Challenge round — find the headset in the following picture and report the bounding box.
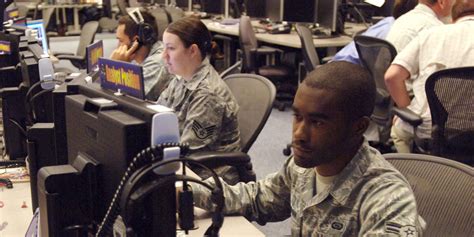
[127,8,157,46]
[95,144,225,237]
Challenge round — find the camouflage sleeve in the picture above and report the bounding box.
[359,176,423,236]
[142,57,173,100]
[156,77,177,105]
[180,92,224,151]
[192,157,293,224]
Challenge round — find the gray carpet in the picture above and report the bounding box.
[50,33,294,236]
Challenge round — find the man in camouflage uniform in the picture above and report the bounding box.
[111,10,173,100]
[191,62,424,236]
[157,57,241,183]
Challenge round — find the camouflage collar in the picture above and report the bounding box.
[183,57,211,91]
[317,140,371,206]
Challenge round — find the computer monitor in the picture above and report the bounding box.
[200,0,224,15]
[316,0,340,33]
[283,0,316,23]
[26,19,49,57]
[265,0,283,22]
[245,0,265,18]
[86,40,103,74]
[98,57,146,100]
[36,82,176,236]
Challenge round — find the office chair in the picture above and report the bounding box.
[295,24,321,73]
[53,21,99,71]
[190,74,276,183]
[383,153,473,236]
[354,35,397,152]
[218,60,242,78]
[424,67,474,166]
[239,15,294,111]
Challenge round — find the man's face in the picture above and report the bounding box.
[116,24,132,48]
[291,83,355,168]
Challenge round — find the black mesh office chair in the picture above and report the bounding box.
[354,35,397,152]
[384,153,473,236]
[424,67,474,165]
[53,21,100,71]
[239,15,294,111]
[295,24,320,73]
[190,74,276,183]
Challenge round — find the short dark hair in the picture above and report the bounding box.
[303,61,375,121]
[393,0,418,19]
[165,16,212,58]
[118,10,158,46]
[452,0,474,20]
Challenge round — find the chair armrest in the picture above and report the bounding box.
[55,55,86,69]
[321,56,333,64]
[375,88,390,105]
[52,51,74,56]
[393,107,422,127]
[55,55,84,61]
[188,151,251,168]
[260,45,285,54]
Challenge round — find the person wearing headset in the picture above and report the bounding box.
[111,10,173,100]
[157,16,241,184]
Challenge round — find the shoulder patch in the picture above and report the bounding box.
[192,120,216,140]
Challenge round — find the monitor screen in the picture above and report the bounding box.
[26,19,49,57]
[99,57,145,100]
[86,40,103,74]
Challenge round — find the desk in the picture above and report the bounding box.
[203,19,366,49]
[0,169,264,236]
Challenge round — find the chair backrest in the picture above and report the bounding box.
[425,67,474,165]
[295,24,320,72]
[238,16,259,73]
[219,61,242,79]
[354,35,397,142]
[76,21,99,57]
[223,74,276,153]
[383,153,473,237]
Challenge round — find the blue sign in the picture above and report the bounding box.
[99,57,145,100]
[86,40,103,73]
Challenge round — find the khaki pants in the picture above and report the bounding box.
[390,125,413,153]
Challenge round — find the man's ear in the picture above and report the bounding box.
[352,116,370,136]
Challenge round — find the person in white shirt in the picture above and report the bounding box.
[384,0,474,153]
[386,0,455,53]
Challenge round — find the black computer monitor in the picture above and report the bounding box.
[316,0,340,33]
[283,0,317,23]
[200,0,224,15]
[245,0,265,18]
[64,82,176,234]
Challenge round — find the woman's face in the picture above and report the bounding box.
[162,31,194,77]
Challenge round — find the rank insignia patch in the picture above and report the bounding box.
[192,120,216,140]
